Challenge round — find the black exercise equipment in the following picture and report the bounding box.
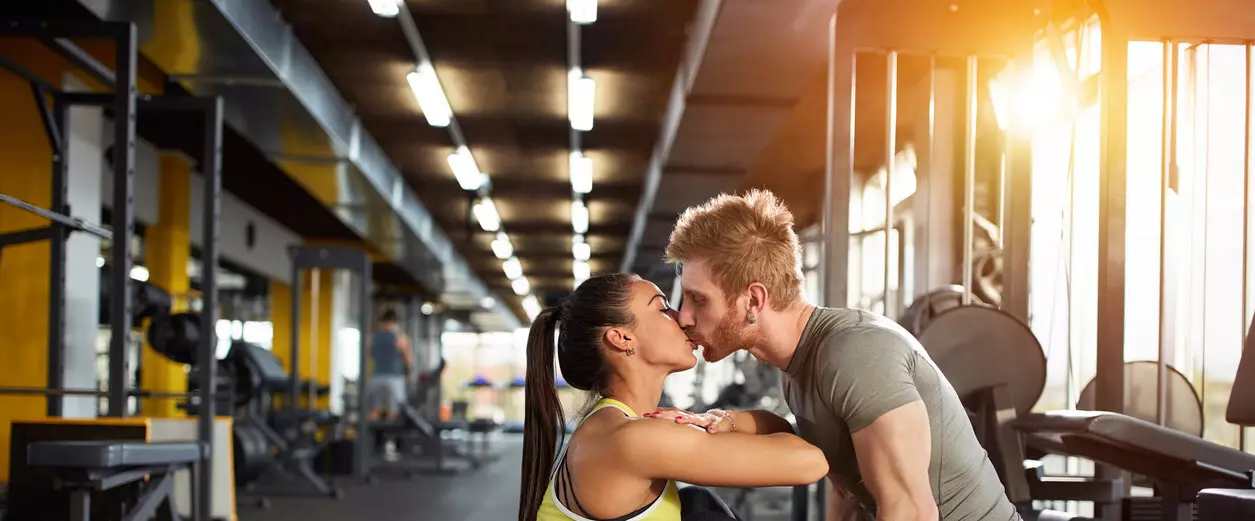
[916,303,1255,521]
[222,341,343,500]
[27,440,203,521]
[1194,318,1255,521]
[898,285,980,336]
[0,19,225,521]
[915,304,1045,417]
[1074,361,1202,437]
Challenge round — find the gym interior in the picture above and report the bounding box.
[1,0,1254,520]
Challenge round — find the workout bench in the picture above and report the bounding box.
[27,440,203,521]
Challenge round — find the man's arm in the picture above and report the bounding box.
[396,333,414,368]
[850,402,937,521]
[820,324,936,521]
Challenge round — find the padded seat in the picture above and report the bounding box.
[28,441,202,469]
[1197,488,1255,520]
[1015,411,1255,484]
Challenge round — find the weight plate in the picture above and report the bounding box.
[1076,361,1203,436]
[916,305,1046,417]
[900,286,979,337]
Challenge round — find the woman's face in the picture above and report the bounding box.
[623,280,699,372]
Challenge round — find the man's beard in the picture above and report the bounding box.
[699,311,758,363]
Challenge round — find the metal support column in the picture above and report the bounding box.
[46,96,68,417]
[962,55,978,305]
[107,22,137,418]
[357,261,373,477]
[1003,64,1034,323]
[1242,41,1252,452]
[1096,22,1131,520]
[823,25,856,309]
[290,256,303,411]
[884,51,897,318]
[1156,39,1176,427]
[196,96,223,521]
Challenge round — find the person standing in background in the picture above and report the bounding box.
[369,309,413,422]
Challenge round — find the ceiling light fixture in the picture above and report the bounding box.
[472,197,501,232]
[568,68,596,132]
[573,260,591,286]
[368,0,400,17]
[569,151,593,194]
[447,146,486,191]
[512,277,530,296]
[407,63,452,128]
[567,0,597,24]
[480,296,496,309]
[503,257,523,280]
[491,232,513,259]
[571,200,589,234]
[572,234,590,261]
[522,295,542,321]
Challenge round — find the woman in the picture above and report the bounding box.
[520,273,829,521]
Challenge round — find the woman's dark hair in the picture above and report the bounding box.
[518,273,640,521]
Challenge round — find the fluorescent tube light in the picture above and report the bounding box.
[473,198,501,232]
[571,200,589,234]
[491,232,513,259]
[447,146,486,191]
[567,0,597,23]
[570,151,592,194]
[368,0,399,17]
[503,257,523,280]
[568,69,595,131]
[407,63,452,127]
[512,278,530,296]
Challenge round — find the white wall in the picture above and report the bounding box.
[60,75,105,418]
[99,132,159,226]
[188,175,301,282]
[101,129,302,282]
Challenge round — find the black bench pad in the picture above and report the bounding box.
[27,441,202,469]
[1015,411,1255,479]
[1198,488,1255,520]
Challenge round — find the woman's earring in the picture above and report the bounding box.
[626,348,636,356]
[747,315,757,324]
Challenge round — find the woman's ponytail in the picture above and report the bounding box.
[518,307,562,521]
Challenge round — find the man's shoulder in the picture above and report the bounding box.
[810,309,917,353]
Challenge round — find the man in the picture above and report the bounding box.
[369,309,413,422]
[658,190,1018,521]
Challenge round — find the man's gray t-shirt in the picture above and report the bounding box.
[781,307,1018,521]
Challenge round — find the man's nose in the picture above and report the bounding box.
[676,303,695,329]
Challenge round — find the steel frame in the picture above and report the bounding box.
[0,17,222,521]
[289,244,373,478]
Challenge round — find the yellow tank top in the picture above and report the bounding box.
[536,398,682,521]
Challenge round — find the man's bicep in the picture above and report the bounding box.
[849,401,935,514]
[819,328,922,431]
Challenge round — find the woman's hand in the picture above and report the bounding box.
[643,407,733,433]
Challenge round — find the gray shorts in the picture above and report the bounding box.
[368,375,407,413]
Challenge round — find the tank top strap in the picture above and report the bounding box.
[587,397,637,419]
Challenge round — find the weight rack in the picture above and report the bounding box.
[0,18,223,521]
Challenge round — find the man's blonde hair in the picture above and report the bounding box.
[665,189,803,310]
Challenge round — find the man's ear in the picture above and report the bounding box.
[603,327,634,353]
[746,282,769,319]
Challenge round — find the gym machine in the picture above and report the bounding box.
[0,17,224,521]
[287,245,372,477]
[912,303,1255,521]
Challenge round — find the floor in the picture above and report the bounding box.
[237,434,804,521]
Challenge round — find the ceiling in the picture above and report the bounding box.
[268,0,699,318]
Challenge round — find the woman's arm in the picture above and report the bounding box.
[646,407,796,435]
[608,418,828,488]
